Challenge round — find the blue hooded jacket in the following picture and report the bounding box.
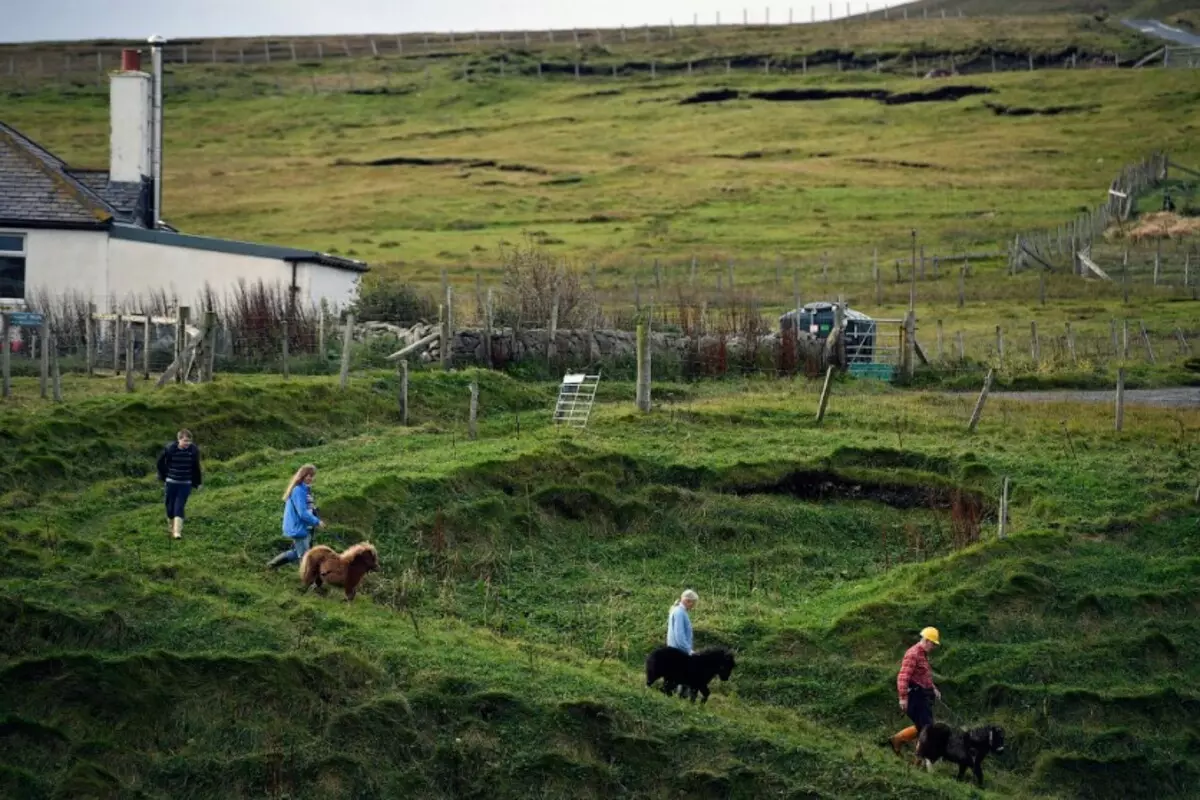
[282,483,320,538]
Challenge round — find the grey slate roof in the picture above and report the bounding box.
[0,122,115,229]
[70,170,149,224]
[111,224,370,273]
[0,121,368,274]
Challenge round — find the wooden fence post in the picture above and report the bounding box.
[1123,319,1130,359]
[967,368,994,433]
[339,313,355,389]
[1140,320,1156,363]
[873,248,882,305]
[442,285,453,371]
[547,291,559,367]
[1115,367,1125,432]
[204,311,218,382]
[398,359,409,425]
[815,365,835,425]
[998,477,1009,539]
[143,318,151,380]
[1031,321,1040,363]
[40,318,49,399]
[113,312,122,375]
[635,323,651,412]
[85,302,95,376]
[1110,319,1118,356]
[903,310,916,379]
[52,333,62,403]
[0,313,9,398]
[281,319,290,379]
[468,381,478,440]
[175,306,189,384]
[318,301,327,358]
[125,323,135,392]
[957,331,966,362]
[484,288,494,369]
[995,325,1004,363]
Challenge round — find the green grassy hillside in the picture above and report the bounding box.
[4,49,1193,291]
[2,373,1198,798]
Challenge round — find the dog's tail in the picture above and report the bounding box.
[299,545,334,585]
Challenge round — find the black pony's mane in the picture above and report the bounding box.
[694,646,732,660]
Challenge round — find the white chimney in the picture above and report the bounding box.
[109,49,152,186]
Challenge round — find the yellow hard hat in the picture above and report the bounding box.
[920,627,941,645]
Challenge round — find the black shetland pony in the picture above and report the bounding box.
[645,646,736,703]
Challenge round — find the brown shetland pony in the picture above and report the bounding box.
[299,542,379,601]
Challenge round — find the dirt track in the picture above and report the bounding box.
[992,388,1200,409]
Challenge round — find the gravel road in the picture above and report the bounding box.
[992,388,1200,409]
[1123,19,1200,47]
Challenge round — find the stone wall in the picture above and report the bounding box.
[359,321,836,370]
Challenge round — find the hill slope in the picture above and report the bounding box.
[901,0,1198,20]
[3,374,1199,797]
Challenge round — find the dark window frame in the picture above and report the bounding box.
[0,231,26,302]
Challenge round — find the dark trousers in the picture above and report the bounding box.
[165,482,192,520]
[906,685,934,731]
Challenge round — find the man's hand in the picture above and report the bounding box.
[899,697,907,711]
[934,687,942,701]
[317,520,326,529]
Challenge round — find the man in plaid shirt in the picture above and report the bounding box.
[889,626,941,755]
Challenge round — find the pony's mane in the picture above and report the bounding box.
[344,542,377,560]
[697,646,731,655]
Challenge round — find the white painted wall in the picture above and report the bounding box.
[297,262,360,311]
[23,228,110,308]
[10,228,361,314]
[107,236,291,309]
[109,71,152,184]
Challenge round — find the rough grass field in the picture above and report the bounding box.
[2,372,1199,798]
[4,57,1196,286]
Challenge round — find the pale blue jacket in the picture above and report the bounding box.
[282,483,320,539]
[667,602,693,653]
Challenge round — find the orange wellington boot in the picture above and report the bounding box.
[890,726,918,755]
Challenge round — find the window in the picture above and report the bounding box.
[0,233,26,300]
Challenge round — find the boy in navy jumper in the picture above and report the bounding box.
[156,429,202,540]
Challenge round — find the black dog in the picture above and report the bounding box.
[915,722,1005,788]
[645,646,736,703]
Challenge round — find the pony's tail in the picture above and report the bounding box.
[299,547,320,585]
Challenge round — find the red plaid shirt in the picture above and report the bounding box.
[897,642,935,700]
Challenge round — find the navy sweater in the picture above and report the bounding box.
[156,442,202,487]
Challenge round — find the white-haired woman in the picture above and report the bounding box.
[667,589,698,655]
[267,464,324,569]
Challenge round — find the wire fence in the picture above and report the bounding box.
[4,285,1195,406]
[1,9,1186,97]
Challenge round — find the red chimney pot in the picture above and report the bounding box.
[121,49,141,71]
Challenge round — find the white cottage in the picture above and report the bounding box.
[0,47,366,314]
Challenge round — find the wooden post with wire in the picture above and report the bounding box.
[636,323,651,412]
[1115,367,1125,432]
[468,381,479,441]
[967,368,994,433]
[998,477,1009,539]
[125,322,135,392]
[398,359,409,425]
[39,318,49,399]
[815,366,835,425]
[51,332,62,403]
[339,313,354,389]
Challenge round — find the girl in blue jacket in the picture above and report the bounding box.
[267,463,324,569]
